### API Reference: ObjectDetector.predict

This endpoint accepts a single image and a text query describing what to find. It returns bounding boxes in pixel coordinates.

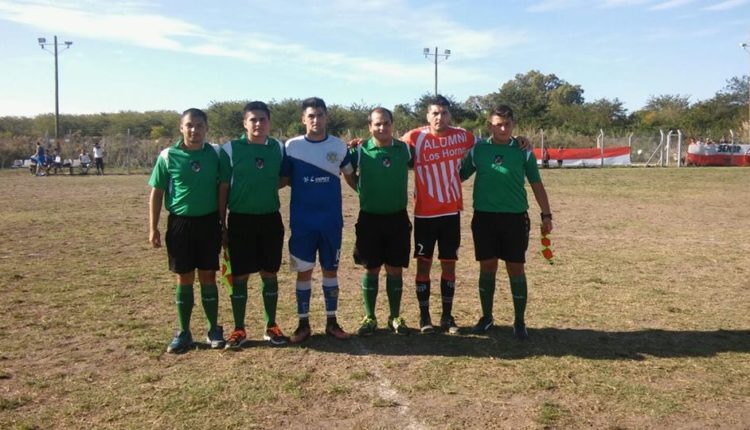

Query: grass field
[1,166,749,429]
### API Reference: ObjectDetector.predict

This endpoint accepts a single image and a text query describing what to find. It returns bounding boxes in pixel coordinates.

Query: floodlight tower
[423,47,451,96]
[38,35,73,145]
[742,41,750,143]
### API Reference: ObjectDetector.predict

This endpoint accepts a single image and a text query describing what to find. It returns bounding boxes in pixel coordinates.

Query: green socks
[175,284,194,332]
[478,272,496,319]
[230,278,248,330]
[362,274,379,318]
[200,284,219,331]
[261,276,279,327]
[385,274,403,318]
[509,275,528,325]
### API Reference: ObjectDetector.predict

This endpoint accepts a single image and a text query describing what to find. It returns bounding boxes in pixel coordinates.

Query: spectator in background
[51,149,63,174]
[93,142,105,175]
[32,141,45,176]
[79,149,92,175]
[541,147,550,169]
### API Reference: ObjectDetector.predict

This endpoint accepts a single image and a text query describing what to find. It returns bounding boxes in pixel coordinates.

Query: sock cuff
[260,277,278,288]
[200,283,218,291]
[415,275,431,283]
[296,280,312,291]
[232,278,248,288]
[385,274,402,283]
[441,275,456,282]
[176,284,193,293]
[509,275,527,284]
[479,272,495,281]
[322,277,338,287]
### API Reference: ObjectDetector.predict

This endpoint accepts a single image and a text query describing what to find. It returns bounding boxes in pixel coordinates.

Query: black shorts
[166,212,221,274]
[95,158,104,168]
[228,211,284,275]
[354,210,411,270]
[471,211,530,263]
[413,214,460,261]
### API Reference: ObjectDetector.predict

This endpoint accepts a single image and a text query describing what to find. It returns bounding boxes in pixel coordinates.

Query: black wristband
[541,213,552,221]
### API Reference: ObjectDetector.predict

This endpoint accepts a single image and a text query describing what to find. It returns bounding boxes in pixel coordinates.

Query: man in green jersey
[460,105,553,340]
[347,107,413,336]
[149,108,225,353]
[218,101,289,349]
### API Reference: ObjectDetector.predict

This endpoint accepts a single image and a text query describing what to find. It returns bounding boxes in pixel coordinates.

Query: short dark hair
[368,107,393,124]
[426,94,451,109]
[301,97,327,113]
[244,101,271,119]
[181,108,208,124]
[488,104,515,122]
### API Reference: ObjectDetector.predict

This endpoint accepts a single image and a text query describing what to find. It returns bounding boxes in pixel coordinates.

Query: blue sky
[1,0,749,117]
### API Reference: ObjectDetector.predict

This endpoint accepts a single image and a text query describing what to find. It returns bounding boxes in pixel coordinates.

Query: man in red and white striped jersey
[401,95,528,335]
[400,95,475,334]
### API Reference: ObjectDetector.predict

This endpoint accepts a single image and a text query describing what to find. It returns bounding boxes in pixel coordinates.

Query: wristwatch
[540,212,553,221]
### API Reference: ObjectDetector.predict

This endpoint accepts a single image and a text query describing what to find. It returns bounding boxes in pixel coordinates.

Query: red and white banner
[686,143,750,167]
[534,146,631,167]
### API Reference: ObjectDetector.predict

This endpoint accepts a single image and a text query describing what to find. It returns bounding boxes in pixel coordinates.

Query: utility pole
[38,35,73,147]
[742,42,750,143]
[423,47,451,95]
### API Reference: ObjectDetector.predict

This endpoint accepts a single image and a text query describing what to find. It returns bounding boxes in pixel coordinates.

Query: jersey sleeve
[218,144,232,184]
[524,150,542,183]
[280,142,292,178]
[400,129,417,147]
[459,147,476,181]
[148,152,169,189]
[340,148,354,175]
[349,146,359,173]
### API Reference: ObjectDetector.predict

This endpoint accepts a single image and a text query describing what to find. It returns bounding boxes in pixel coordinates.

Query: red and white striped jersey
[401,126,476,218]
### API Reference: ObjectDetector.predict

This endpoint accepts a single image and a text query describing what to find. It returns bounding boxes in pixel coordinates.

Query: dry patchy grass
[0,166,748,429]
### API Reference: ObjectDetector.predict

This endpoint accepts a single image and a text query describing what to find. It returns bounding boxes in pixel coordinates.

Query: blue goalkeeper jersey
[281,134,353,231]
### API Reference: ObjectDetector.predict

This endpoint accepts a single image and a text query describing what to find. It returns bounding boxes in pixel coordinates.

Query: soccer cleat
[263,324,289,346]
[167,331,193,353]
[472,316,494,334]
[388,316,409,335]
[206,326,225,349]
[325,321,351,340]
[440,315,460,335]
[224,328,248,350]
[513,321,529,340]
[357,316,378,337]
[419,314,435,334]
[289,323,311,344]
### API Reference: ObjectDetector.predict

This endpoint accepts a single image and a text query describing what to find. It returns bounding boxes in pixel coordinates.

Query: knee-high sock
[295,280,312,319]
[509,275,527,324]
[478,272,496,319]
[175,284,194,332]
[230,278,248,330]
[261,276,279,327]
[322,277,339,317]
[200,283,219,330]
[440,276,456,318]
[362,274,378,318]
[386,274,403,318]
[416,277,431,317]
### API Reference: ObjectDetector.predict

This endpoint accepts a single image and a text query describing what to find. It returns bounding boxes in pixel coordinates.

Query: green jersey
[219,135,284,214]
[148,139,220,216]
[350,137,411,214]
[460,138,541,213]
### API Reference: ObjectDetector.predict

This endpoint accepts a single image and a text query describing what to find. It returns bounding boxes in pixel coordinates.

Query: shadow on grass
[299,327,750,360]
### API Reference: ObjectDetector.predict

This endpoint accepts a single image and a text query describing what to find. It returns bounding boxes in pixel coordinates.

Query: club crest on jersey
[190,160,202,172]
[494,155,504,166]
[255,157,265,169]
[382,156,391,167]
[326,152,338,163]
